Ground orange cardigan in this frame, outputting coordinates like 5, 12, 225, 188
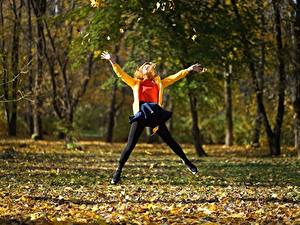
112, 63, 190, 114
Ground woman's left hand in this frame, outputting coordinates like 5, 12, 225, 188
187, 63, 207, 73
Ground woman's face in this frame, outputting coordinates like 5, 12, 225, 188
142, 63, 151, 75
139, 62, 156, 80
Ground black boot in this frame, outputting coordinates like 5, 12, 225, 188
111, 166, 122, 185
181, 159, 198, 174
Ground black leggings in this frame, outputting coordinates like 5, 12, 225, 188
118, 120, 190, 167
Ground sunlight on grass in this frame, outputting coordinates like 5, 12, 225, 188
0, 140, 299, 224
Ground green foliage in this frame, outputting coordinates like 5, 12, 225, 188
0, 0, 297, 148
47, 0, 299, 146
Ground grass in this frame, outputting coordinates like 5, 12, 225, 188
0, 139, 299, 224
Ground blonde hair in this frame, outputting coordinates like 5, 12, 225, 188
134, 62, 159, 80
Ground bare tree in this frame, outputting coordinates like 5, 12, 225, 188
1, 0, 23, 136
231, 0, 286, 156
37, 0, 95, 143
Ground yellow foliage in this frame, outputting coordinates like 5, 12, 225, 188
224, 0, 231, 5
93, 50, 102, 59
90, 0, 102, 8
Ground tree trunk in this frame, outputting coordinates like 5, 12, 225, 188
188, 90, 207, 157
231, 0, 285, 156
0, 0, 10, 132
31, 0, 46, 140
252, 105, 262, 147
65, 109, 74, 143
106, 77, 118, 142
294, 0, 300, 156
224, 65, 233, 146
272, 0, 286, 156
251, 5, 266, 147
295, 113, 300, 156
33, 15, 43, 139
26, 0, 34, 134
106, 46, 122, 143
179, 56, 207, 156
9, 0, 22, 136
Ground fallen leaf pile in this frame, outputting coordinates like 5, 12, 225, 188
0, 139, 299, 224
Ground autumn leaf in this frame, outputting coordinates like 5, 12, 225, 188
0, 140, 299, 224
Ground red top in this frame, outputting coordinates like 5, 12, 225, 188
139, 79, 159, 103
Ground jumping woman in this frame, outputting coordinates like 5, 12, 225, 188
101, 51, 207, 184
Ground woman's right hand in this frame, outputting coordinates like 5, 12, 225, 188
101, 51, 112, 60
101, 51, 116, 64
187, 63, 207, 73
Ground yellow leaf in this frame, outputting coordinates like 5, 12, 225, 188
91, 205, 99, 212
229, 212, 245, 218
94, 50, 101, 58
208, 203, 217, 211
145, 150, 152, 155
201, 223, 219, 225
142, 214, 150, 221
224, 0, 231, 5
30, 212, 41, 221
90, 0, 102, 8
149, 196, 157, 202
147, 203, 155, 209
79, 204, 87, 210
170, 207, 181, 214
20, 196, 27, 201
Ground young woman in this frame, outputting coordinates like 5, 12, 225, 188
101, 51, 207, 184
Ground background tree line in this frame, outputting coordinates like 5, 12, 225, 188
0, 0, 299, 157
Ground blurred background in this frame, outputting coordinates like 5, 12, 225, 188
0, 0, 299, 156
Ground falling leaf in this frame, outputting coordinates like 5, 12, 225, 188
90, 0, 102, 8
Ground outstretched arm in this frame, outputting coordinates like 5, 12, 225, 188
162, 63, 207, 88
101, 51, 136, 87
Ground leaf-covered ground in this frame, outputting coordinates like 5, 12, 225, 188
0, 139, 299, 225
